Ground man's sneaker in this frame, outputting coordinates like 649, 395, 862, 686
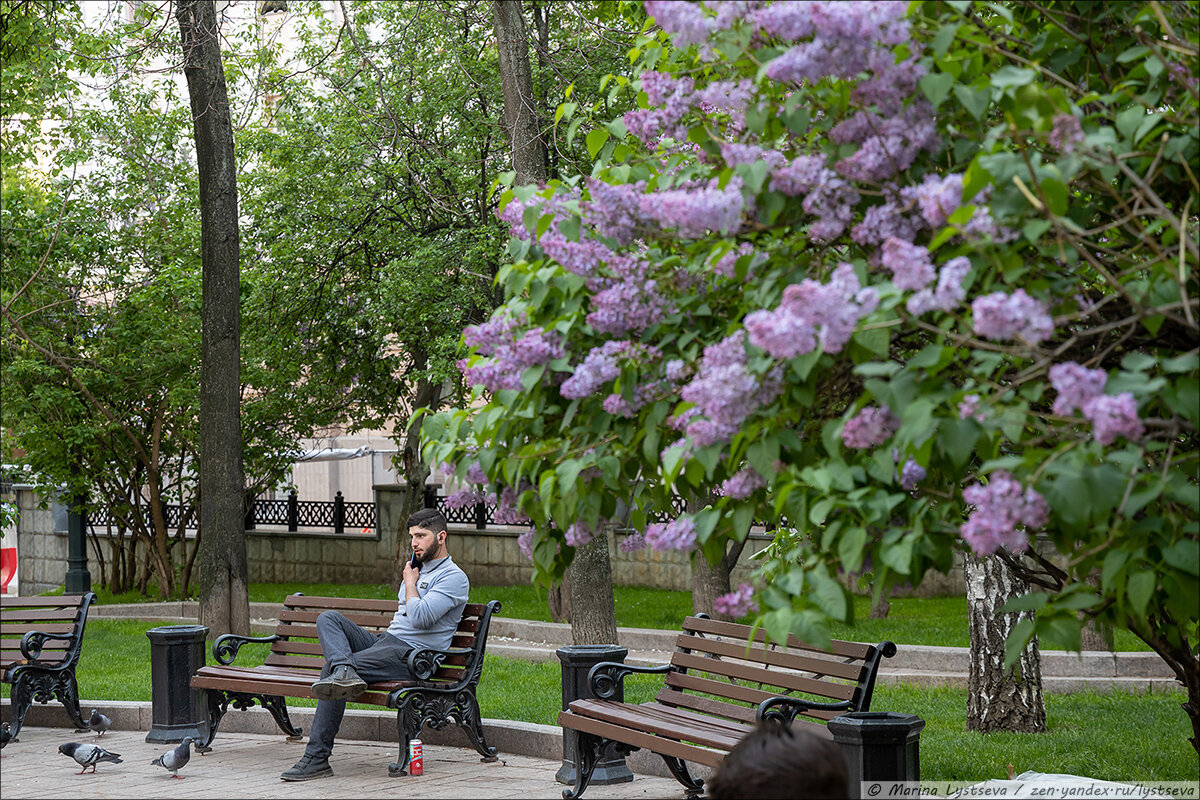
280, 755, 333, 781
311, 664, 367, 701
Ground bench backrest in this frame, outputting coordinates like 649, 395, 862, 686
0, 593, 96, 670
657, 615, 893, 726
266, 594, 497, 687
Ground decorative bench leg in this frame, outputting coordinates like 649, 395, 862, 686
661, 755, 705, 799
388, 706, 416, 777
455, 687, 498, 762
562, 731, 604, 800
6, 678, 33, 740
56, 670, 91, 732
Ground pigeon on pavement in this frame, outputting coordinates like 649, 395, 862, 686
87, 709, 112, 737
58, 742, 123, 774
151, 737, 196, 779
1, 722, 11, 754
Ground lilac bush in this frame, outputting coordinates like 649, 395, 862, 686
426, 0, 1198, 745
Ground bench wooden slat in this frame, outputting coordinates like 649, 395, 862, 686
567, 698, 749, 751
670, 651, 858, 700
671, 633, 866, 681
0, 595, 92, 609
0, 608, 80, 623
281, 595, 399, 612
658, 677, 845, 723
1, 622, 78, 637
681, 616, 871, 660
557, 709, 728, 768
278, 608, 394, 627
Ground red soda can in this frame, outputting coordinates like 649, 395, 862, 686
409, 739, 423, 775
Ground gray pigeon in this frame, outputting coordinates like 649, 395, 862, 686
58, 741, 123, 774
1, 721, 11, 753
88, 709, 112, 737
151, 736, 195, 779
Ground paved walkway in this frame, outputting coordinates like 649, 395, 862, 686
0, 726, 683, 800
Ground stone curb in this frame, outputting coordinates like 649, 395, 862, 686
0, 699, 681, 780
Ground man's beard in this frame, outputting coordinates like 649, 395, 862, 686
419, 541, 444, 565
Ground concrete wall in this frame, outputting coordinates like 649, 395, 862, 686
12, 485, 964, 597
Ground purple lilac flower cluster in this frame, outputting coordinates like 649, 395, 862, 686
583, 179, 646, 246
1049, 362, 1108, 416
517, 529, 535, 560
1049, 114, 1084, 153
907, 256, 970, 315
881, 237, 936, 290
958, 394, 986, 422
585, 254, 675, 335
644, 515, 698, 551
679, 332, 782, 447
645, 1, 715, 47
459, 326, 567, 393
640, 177, 746, 238
744, 263, 880, 358
711, 242, 760, 280
713, 583, 759, 617
619, 532, 646, 553
842, 405, 899, 449
898, 457, 926, 490
442, 487, 489, 509
971, 289, 1055, 343
493, 485, 532, 525
756, 2, 912, 84
960, 471, 1049, 555
717, 468, 767, 499
771, 154, 861, 241
565, 519, 603, 547
1048, 362, 1143, 444
832, 103, 939, 183
561, 340, 658, 399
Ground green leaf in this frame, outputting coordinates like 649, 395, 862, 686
938, 417, 978, 468
919, 71, 955, 107
1120, 351, 1156, 372
990, 66, 1037, 90
1000, 591, 1050, 612
1126, 571, 1156, 617
1040, 177, 1068, 216
932, 23, 959, 56
733, 503, 755, 539
952, 83, 990, 121
1115, 106, 1145, 141
809, 568, 849, 621
1003, 618, 1037, 669
1162, 540, 1200, 577
838, 526, 868, 574
586, 127, 610, 159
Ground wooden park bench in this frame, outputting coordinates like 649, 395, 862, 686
190, 594, 501, 776
557, 614, 897, 799
1, 592, 98, 739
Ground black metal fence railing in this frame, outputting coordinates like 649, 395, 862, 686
85, 489, 755, 535
89, 490, 377, 535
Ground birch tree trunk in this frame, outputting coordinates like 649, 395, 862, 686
964, 551, 1046, 733
177, 0, 249, 637
692, 539, 747, 621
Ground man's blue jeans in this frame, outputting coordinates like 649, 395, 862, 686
304, 609, 413, 761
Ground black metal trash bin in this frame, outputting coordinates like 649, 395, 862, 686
827, 711, 925, 799
145, 624, 209, 744
555, 644, 635, 786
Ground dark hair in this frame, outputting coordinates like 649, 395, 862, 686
408, 508, 449, 535
707, 720, 849, 800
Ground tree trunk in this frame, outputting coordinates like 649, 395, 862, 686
568, 528, 618, 645
1079, 569, 1113, 650
177, 0, 249, 637
492, 0, 546, 187
964, 552, 1046, 733
392, 371, 444, 592
692, 538, 748, 621
548, 577, 571, 623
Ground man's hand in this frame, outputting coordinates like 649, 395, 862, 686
402, 559, 420, 600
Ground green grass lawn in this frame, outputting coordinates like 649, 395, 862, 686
1, 618, 1192, 782
79, 581, 1152, 651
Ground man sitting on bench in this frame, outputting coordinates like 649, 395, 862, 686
281, 508, 470, 781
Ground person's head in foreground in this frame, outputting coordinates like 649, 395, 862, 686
707, 719, 849, 800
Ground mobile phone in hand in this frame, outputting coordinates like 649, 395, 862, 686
410, 551, 420, 570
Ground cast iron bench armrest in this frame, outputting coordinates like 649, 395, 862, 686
756, 695, 852, 724
405, 645, 473, 682
212, 633, 280, 665
20, 630, 78, 661
587, 660, 673, 700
